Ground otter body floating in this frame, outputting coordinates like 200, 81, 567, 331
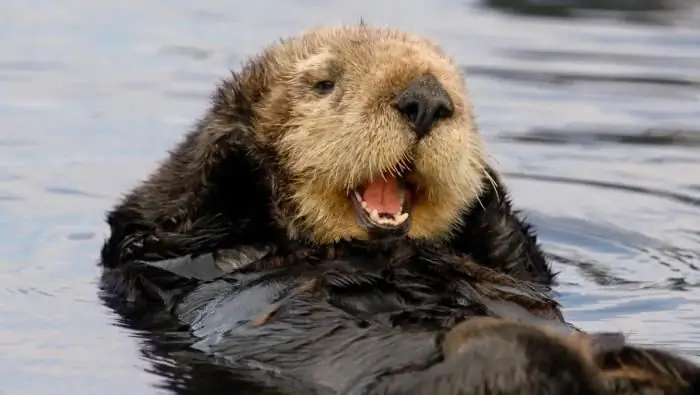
101, 246, 572, 394
97, 23, 700, 394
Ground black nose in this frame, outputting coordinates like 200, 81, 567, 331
394, 74, 454, 140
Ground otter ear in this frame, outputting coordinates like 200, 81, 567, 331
101, 71, 274, 268
450, 166, 554, 285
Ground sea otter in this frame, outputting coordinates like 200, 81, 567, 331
96, 23, 699, 394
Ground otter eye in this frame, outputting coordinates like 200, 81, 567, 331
313, 80, 335, 94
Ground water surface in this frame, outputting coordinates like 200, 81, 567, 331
1, 0, 699, 393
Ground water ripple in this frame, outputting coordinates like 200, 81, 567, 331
500, 126, 700, 147
504, 172, 700, 207
466, 65, 700, 89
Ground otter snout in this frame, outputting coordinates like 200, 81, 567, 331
394, 74, 454, 140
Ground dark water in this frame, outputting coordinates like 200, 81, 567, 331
2, 0, 699, 393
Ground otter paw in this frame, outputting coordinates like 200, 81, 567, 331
118, 232, 161, 262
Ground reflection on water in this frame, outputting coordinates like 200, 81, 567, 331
1, 0, 699, 393
481, 0, 699, 25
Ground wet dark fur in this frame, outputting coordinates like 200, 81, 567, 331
100, 247, 567, 395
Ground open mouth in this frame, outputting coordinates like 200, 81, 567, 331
349, 174, 413, 236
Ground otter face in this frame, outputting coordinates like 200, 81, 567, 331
254, 25, 488, 244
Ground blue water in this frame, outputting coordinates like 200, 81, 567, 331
1, 0, 699, 393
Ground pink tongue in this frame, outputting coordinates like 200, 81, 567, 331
361, 176, 402, 214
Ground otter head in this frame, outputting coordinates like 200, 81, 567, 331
233, 25, 488, 244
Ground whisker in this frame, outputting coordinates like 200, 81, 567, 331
483, 165, 500, 203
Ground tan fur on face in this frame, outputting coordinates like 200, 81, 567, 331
252, 25, 487, 244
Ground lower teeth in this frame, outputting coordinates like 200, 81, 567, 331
369, 209, 409, 226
